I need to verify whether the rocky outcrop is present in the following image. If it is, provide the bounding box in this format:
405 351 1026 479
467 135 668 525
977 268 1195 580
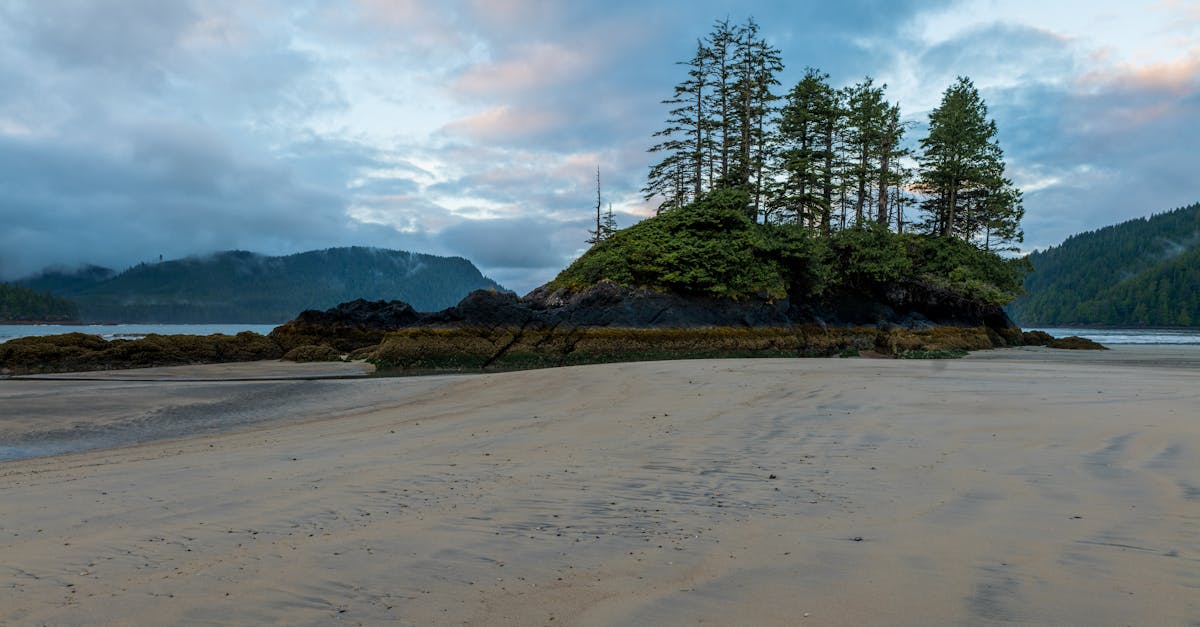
523 281 793 328
259 280 1028 373
1 280 1031 375
272 279 1018 344
269 298 420 352
0 331 283 375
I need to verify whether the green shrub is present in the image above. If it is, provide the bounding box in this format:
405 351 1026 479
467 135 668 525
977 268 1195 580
550 190 1025 307
552 189 787 299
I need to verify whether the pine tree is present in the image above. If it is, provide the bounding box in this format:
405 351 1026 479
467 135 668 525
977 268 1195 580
705 19 737 187
601 203 618 239
777 68 840 230
875 103 906 226
643 41 713 211
644 17 782 219
729 18 783 221
915 77 1021 248
588 168 617 244
841 78 887 226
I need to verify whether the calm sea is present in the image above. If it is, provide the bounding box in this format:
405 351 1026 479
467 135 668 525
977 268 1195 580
4 324 1196 345
0 323 280 343
1030 327 1200 345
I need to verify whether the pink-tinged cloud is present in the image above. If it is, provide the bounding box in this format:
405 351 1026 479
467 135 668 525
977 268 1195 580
1154 0 1200 21
354 0 438 26
452 42 587 97
1081 49 1200 94
468 0 561 29
349 0 467 50
441 105 566 142
1073 49 1200 127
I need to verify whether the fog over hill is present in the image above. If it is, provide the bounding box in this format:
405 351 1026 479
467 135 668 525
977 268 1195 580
1008 202 1200 327
18 247 504 323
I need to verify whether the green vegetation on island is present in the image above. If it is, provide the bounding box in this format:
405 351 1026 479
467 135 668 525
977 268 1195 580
18 247 503 323
568 17 1027 309
554 188 1025 307
1008 202 1200 326
0 282 78 322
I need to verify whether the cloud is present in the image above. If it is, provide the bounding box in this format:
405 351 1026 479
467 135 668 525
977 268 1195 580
987 48 1200 250
452 42 589 97
440 105 568 144
439 217 572 270
0 0 1197 297
0 0 199 76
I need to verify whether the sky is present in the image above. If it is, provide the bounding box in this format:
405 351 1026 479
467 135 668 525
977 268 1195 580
0 1 1197 294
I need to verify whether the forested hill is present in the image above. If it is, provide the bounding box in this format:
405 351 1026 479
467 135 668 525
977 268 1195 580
0 283 78 321
18 247 504 323
1007 202 1200 327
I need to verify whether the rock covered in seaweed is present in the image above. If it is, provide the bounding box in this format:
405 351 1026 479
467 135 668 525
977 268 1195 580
269 298 420 351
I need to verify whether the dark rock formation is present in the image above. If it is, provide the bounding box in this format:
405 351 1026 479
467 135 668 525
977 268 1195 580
523 281 793 328
270 278 1021 354
1 331 282 375
270 298 420 351
1047 335 1107 350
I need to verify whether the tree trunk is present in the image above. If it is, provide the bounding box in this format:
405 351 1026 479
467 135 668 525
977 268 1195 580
854 150 866 225
876 137 891 225
821 121 834 236
944 185 957 238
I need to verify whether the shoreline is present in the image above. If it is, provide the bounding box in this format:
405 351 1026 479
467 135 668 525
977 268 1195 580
1 348 1197 624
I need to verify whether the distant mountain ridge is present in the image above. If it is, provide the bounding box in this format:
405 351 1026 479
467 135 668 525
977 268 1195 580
1007 202 1200 327
18 247 505 323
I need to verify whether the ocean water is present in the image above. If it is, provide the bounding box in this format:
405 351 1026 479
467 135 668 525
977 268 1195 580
4 324 1197 345
0 323 280 343
1030 327 1200 345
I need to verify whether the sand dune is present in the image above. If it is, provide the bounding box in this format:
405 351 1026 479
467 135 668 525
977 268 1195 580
1 348 1198 625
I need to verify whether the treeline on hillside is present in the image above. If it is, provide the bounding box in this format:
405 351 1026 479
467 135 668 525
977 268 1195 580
0 283 78 321
19 247 503 323
1008 202 1200 326
639 18 1023 253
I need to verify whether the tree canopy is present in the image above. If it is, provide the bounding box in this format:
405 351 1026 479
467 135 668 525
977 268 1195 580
573 17 1031 310
638 19 1023 253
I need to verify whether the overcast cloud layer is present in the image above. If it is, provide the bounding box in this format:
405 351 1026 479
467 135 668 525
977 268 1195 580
1 1 1197 293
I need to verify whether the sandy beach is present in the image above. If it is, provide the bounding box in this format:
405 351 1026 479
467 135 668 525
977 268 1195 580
1 348 1198 625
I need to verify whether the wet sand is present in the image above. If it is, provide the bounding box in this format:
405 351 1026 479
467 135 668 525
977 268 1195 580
1 348 1198 625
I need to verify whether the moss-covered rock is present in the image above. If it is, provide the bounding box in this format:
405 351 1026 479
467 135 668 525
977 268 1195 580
0 331 283 374
366 324 1000 373
282 344 343 362
1047 335 1107 350
1021 330 1054 346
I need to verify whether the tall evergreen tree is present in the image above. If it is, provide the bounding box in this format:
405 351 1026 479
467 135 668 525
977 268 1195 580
777 68 840 231
841 78 887 226
915 76 1020 248
644 17 782 218
875 103 906 226
643 41 712 211
730 18 783 221
705 19 738 187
